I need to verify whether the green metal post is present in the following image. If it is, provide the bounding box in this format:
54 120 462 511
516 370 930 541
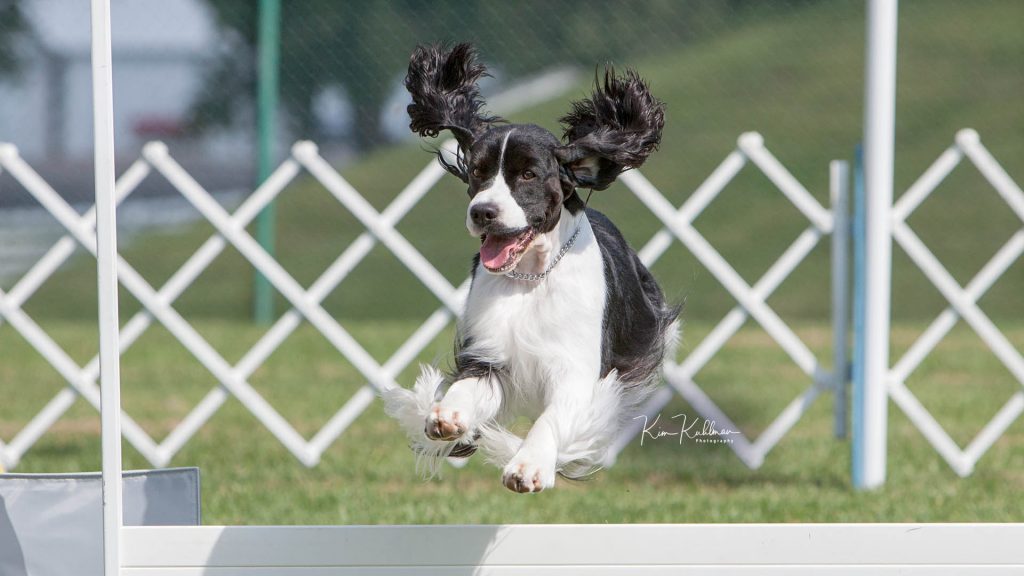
253 0 280 324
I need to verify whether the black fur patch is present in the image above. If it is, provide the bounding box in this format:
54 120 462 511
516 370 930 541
405 43 504 181
588 208 680 390
556 68 666 190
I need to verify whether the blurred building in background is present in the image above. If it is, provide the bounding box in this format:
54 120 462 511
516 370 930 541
0 0 255 207
2 0 225 160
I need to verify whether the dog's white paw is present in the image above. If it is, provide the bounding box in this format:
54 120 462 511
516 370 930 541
502 458 556 493
424 405 467 441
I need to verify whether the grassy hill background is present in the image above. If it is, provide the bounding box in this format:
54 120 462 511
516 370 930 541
15 0 1023 329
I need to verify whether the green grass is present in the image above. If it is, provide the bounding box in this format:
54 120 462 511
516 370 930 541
3 0 1024 523
3 320 1023 523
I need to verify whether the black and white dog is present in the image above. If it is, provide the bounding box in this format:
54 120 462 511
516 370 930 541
384 43 679 493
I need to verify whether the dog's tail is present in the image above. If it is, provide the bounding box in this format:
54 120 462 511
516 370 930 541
475 370 628 480
382 365 469 478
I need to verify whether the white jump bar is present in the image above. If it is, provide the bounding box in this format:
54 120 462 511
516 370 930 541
122 524 1024 573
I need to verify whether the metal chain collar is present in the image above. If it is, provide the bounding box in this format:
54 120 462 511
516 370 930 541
504 222 583 282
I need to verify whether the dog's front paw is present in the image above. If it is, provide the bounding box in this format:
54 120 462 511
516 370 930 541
502 458 556 493
424 405 467 441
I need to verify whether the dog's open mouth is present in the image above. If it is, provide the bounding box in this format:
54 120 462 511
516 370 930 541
480 229 536 273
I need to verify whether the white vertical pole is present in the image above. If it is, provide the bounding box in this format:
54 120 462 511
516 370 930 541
831 160 850 439
92 0 123 573
859 0 898 489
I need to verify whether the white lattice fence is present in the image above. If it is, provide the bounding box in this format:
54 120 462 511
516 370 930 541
887 129 1024 477
0 140 470 469
0 134 847 471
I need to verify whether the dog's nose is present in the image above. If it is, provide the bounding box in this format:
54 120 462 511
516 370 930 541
470 203 499 227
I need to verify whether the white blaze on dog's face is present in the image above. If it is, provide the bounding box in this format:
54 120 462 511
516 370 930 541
464 125 573 274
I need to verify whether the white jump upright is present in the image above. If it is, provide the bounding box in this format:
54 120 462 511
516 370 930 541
856 0 898 490
90 0 123 574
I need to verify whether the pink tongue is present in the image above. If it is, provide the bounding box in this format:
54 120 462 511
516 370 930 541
480 235 519 269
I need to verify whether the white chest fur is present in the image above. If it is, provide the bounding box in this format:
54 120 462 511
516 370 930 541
461 211 606 400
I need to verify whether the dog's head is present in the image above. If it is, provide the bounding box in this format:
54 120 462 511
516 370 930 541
406 43 665 274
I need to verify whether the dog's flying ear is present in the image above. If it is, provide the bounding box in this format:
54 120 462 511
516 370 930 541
555 67 665 191
405 43 502 182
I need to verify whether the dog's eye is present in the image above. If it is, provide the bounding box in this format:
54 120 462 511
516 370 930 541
471 167 483 179
521 170 536 181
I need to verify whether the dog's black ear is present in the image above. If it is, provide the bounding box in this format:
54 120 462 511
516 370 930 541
405 43 502 182
555 67 665 191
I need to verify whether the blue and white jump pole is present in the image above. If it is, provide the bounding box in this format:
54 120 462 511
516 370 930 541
854 0 898 490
